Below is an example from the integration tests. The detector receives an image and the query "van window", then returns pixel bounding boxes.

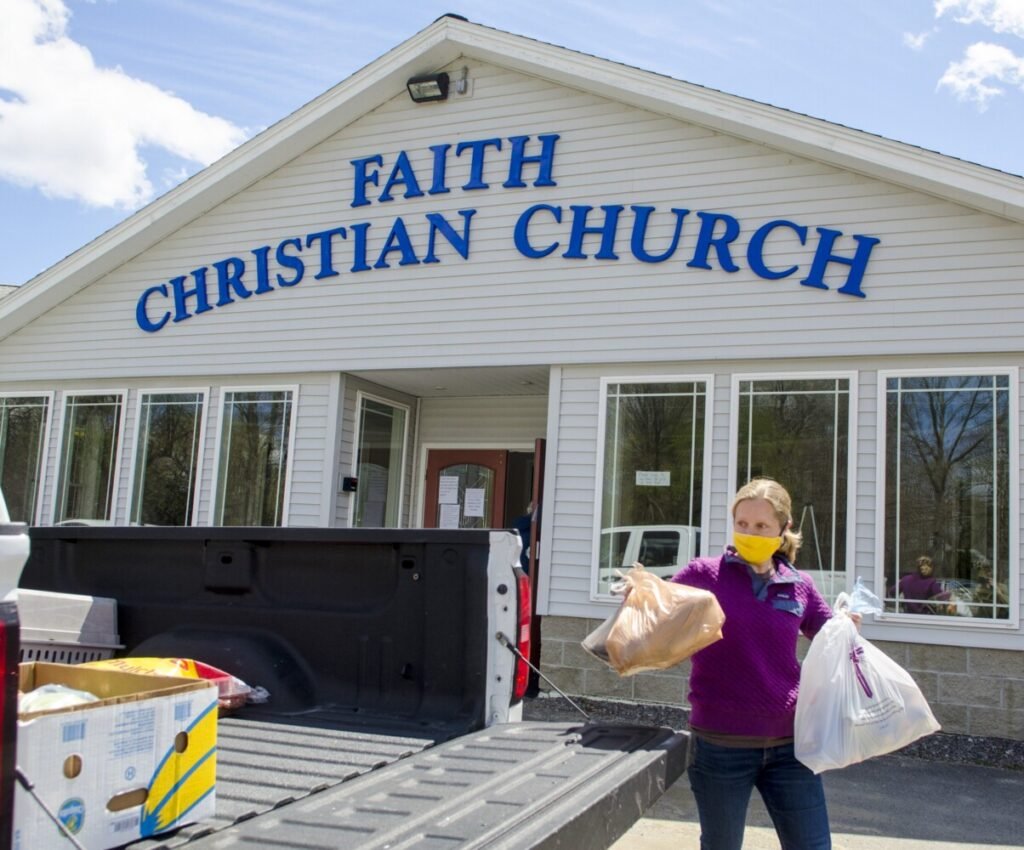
[637,531,680,568]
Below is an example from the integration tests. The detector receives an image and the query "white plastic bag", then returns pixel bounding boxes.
[794,593,940,773]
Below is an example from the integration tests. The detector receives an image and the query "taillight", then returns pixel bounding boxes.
[512,567,531,703]
[1,601,18,850]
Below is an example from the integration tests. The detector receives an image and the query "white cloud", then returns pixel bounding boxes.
[0,0,248,209]
[938,41,1024,108]
[935,0,1024,38]
[903,30,933,50]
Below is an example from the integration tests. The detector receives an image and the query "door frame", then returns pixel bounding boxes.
[415,442,535,528]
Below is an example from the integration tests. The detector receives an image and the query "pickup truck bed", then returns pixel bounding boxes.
[15,526,690,849]
[131,716,687,850]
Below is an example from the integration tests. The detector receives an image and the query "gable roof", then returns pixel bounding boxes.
[3,14,1023,342]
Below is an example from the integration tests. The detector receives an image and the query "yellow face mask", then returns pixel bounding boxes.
[733,532,782,565]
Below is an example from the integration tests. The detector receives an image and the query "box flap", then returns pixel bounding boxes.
[18,662,210,720]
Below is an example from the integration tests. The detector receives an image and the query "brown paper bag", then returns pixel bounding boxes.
[584,563,725,676]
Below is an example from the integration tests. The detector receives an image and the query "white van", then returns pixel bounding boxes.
[599,525,700,585]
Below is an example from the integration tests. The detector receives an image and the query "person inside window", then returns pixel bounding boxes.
[891,555,949,615]
[969,567,1009,618]
[670,477,860,850]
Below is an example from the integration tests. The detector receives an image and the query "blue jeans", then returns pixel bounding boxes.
[688,737,831,850]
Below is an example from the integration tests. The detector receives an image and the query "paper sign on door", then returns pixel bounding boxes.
[438,476,460,504]
[439,503,461,528]
[464,488,485,518]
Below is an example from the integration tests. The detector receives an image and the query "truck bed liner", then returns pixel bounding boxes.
[126,707,464,848]
[139,720,689,849]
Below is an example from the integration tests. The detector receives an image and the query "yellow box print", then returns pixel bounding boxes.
[141,698,218,836]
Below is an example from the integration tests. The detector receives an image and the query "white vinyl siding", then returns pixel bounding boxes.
[288,380,335,527]
[2,62,1024,381]
[416,395,547,446]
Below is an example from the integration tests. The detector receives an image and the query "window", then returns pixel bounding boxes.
[735,377,851,601]
[214,389,295,526]
[594,379,709,595]
[55,393,125,524]
[131,392,206,526]
[352,395,408,527]
[881,373,1015,621]
[0,394,50,523]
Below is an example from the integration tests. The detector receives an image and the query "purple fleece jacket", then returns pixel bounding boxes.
[671,550,832,738]
[895,573,949,615]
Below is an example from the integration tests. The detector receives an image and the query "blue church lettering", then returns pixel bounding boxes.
[351,134,561,207]
[510,204,879,296]
[134,131,882,333]
[136,210,480,331]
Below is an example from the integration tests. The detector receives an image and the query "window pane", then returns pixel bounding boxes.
[56,394,123,523]
[132,393,204,526]
[0,396,49,523]
[354,398,407,527]
[884,375,1010,619]
[737,379,849,601]
[597,381,706,593]
[432,463,494,529]
[216,391,293,526]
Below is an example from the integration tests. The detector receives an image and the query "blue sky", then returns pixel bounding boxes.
[2,0,1023,286]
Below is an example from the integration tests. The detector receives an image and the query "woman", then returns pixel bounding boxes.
[893,555,949,615]
[671,477,857,850]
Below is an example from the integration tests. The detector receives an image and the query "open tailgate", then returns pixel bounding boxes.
[176,720,689,849]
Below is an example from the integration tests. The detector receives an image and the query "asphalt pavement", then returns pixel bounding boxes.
[610,751,1024,850]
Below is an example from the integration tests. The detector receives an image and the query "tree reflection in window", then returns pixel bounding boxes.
[597,381,706,594]
[55,394,123,523]
[884,375,1011,619]
[737,378,849,602]
[131,393,204,526]
[0,395,49,523]
[215,390,293,526]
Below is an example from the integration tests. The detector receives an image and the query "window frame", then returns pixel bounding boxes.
[126,387,209,527]
[728,371,857,599]
[52,389,128,525]
[209,385,299,527]
[590,374,714,601]
[0,391,54,525]
[874,367,1019,630]
[348,391,410,528]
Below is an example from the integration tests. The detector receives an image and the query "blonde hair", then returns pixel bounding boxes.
[731,477,802,562]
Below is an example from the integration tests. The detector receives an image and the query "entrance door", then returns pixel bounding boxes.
[423,449,507,529]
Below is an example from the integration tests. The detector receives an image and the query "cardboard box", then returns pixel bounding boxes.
[13,662,217,850]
